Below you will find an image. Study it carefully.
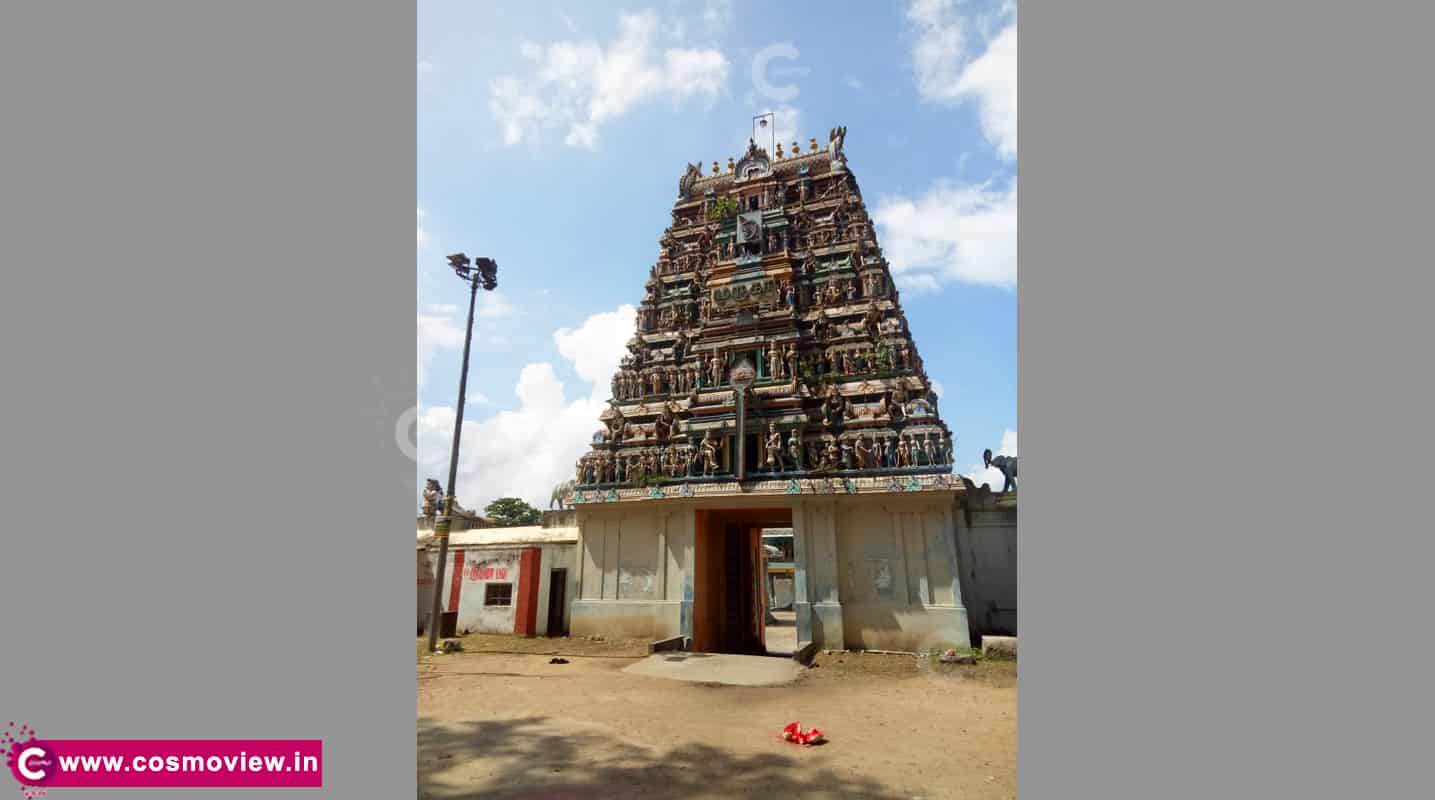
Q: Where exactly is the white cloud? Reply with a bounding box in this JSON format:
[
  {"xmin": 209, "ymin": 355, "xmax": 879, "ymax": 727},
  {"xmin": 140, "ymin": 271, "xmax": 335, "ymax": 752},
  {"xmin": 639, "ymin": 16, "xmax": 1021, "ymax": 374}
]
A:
[
  {"xmin": 878, "ymin": 6, "xmax": 1017, "ymax": 294},
  {"xmin": 417, "ymin": 207, "xmax": 430, "ymax": 250},
  {"xmin": 417, "ymin": 304, "xmax": 637, "ymax": 511},
  {"xmin": 477, "ymin": 290, "xmax": 517, "ymax": 321},
  {"xmin": 906, "ymin": 2, "xmax": 1017, "ymax": 160},
  {"xmin": 416, "ymin": 293, "xmax": 520, "ymax": 389},
  {"xmin": 955, "ymin": 23, "xmax": 1016, "ymax": 160},
  {"xmin": 874, "ymin": 179, "xmax": 1017, "ymax": 290},
  {"xmin": 466, "ymin": 392, "xmax": 491, "ymax": 406},
  {"xmin": 908, "ymin": 0, "xmax": 969, "ymax": 101},
  {"xmin": 418, "ymin": 60, "xmax": 435, "ymax": 74},
  {"xmin": 963, "ymin": 428, "xmax": 1016, "ymax": 491},
  {"xmin": 490, "ymin": 10, "xmax": 728, "ymax": 149},
  {"xmin": 417, "ymin": 308, "xmax": 464, "ymax": 389},
  {"xmin": 489, "ymin": 75, "xmax": 556, "ymax": 147},
  {"xmin": 554, "ymin": 304, "xmax": 638, "ymax": 394}
]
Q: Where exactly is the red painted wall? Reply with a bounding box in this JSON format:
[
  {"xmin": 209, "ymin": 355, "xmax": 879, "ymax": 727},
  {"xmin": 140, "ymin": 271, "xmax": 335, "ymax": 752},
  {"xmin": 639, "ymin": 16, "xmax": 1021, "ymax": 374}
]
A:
[
  {"xmin": 512, "ymin": 547, "xmax": 542, "ymax": 637},
  {"xmin": 448, "ymin": 551, "xmax": 465, "ymax": 613}
]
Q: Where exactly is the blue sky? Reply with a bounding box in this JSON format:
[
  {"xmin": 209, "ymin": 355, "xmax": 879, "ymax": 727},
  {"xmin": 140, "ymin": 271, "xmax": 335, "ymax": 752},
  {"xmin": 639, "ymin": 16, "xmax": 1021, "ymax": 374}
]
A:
[{"xmin": 417, "ymin": 0, "xmax": 1016, "ymax": 511}]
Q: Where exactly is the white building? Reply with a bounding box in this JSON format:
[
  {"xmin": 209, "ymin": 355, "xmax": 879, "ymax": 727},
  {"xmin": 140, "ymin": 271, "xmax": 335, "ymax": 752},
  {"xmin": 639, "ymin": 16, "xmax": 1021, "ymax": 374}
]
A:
[{"xmin": 417, "ymin": 511, "xmax": 578, "ymax": 637}]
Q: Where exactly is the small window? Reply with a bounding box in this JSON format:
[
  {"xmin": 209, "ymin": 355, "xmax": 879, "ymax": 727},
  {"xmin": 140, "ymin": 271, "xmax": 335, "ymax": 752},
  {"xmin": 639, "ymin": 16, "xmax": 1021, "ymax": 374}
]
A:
[{"xmin": 484, "ymin": 583, "xmax": 513, "ymax": 606}]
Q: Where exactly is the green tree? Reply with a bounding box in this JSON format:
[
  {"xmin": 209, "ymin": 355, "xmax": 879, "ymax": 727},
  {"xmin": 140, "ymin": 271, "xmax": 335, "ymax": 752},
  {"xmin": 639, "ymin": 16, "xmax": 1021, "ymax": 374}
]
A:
[{"xmin": 483, "ymin": 497, "xmax": 541, "ymax": 527}]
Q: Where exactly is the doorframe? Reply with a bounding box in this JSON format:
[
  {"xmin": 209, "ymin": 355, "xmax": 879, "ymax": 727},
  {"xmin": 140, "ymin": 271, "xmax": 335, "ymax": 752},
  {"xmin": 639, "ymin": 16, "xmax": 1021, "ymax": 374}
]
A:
[
  {"xmin": 691, "ymin": 507, "xmax": 792, "ymax": 654},
  {"xmin": 546, "ymin": 568, "xmax": 568, "ymax": 637}
]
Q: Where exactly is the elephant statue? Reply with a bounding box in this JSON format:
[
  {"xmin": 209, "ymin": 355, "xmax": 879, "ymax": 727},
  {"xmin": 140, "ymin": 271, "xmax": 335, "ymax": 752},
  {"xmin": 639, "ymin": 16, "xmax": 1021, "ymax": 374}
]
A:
[
  {"xmin": 983, "ymin": 449, "xmax": 1017, "ymax": 493},
  {"xmin": 550, "ymin": 479, "xmax": 577, "ymax": 510}
]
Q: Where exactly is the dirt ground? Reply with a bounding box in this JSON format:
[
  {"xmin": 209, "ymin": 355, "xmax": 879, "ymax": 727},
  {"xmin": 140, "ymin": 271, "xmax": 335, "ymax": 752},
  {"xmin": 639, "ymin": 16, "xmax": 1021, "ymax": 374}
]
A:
[{"xmin": 418, "ymin": 633, "xmax": 1016, "ymax": 799}]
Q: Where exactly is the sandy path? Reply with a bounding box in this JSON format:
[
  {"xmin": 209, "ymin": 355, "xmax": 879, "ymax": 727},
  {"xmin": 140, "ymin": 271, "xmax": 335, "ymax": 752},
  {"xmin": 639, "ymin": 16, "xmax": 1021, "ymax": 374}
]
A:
[{"xmin": 419, "ymin": 644, "xmax": 1015, "ymax": 799}]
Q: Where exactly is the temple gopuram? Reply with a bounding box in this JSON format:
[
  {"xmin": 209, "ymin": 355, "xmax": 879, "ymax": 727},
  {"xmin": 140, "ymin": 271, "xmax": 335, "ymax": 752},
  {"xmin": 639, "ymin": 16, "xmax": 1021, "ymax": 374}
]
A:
[
  {"xmin": 564, "ymin": 129, "xmax": 1005, "ymax": 657},
  {"xmin": 574, "ymin": 127, "xmax": 954, "ymax": 493}
]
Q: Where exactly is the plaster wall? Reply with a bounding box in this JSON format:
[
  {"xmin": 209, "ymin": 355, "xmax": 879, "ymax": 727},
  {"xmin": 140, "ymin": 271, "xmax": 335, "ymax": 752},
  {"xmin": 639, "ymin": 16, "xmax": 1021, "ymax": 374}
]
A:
[
  {"xmin": 572, "ymin": 507, "xmax": 688, "ymax": 641},
  {"xmin": 416, "ymin": 543, "xmax": 578, "ymax": 636},
  {"xmin": 533, "ymin": 543, "xmax": 577, "ymax": 636},
  {"xmin": 455, "ymin": 548, "xmax": 521, "ymax": 634},
  {"xmin": 825, "ymin": 498, "xmax": 968, "ymax": 651},
  {"xmin": 417, "ymin": 549, "xmax": 437, "ymax": 631},
  {"xmin": 572, "ymin": 492, "xmax": 971, "ymax": 654},
  {"xmin": 954, "ymin": 497, "xmax": 1017, "ymax": 638}
]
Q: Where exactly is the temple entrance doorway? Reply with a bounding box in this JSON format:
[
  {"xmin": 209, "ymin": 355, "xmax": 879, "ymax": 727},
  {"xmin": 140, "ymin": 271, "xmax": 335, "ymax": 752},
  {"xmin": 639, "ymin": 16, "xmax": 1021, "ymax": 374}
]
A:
[{"xmin": 692, "ymin": 508, "xmax": 792, "ymax": 656}]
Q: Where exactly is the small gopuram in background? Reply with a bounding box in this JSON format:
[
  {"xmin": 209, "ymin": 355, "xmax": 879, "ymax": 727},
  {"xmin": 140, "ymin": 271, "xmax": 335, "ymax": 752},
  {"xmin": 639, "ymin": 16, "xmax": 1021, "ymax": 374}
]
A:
[{"xmin": 566, "ymin": 128, "xmax": 979, "ymax": 655}]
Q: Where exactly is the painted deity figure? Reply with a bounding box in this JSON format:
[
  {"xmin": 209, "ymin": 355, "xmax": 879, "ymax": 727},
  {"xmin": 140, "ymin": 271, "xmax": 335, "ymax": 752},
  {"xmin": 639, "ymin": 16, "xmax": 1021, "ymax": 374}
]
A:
[
  {"xmin": 787, "ymin": 430, "xmax": 803, "ymax": 471},
  {"xmin": 863, "ymin": 302, "xmax": 882, "ymax": 339},
  {"xmin": 880, "ymin": 436, "xmax": 893, "ymax": 468},
  {"xmin": 854, "ymin": 434, "xmax": 874, "ymax": 469},
  {"xmin": 942, "ymin": 433, "xmax": 954, "ymax": 466},
  {"xmin": 421, "ymin": 479, "xmax": 443, "ymax": 516},
  {"xmin": 765, "ymin": 423, "xmax": 783, "ymax": 473},
  {"xmin": 923, "ymin": 433, "xmax": 939, "ymax": 466},
  {"xmin": 708, "ymin": 351, "xmax": 724, "ymax": 387},
  {"xmin": 767, "ymin": 345, "xmax": 782, "ymax": 381},
  {"xmin": 840, "ymin": 441, "xmax": 854, "ymax": 470},
  {"xmin": 700, "ymin": 430, "xmax": 722, "ymax": 476},
  {"xmin": 822, "ymin": 439, "xmax": 839, "ymax": 469},
  {"xmin": 896, "ymin": 437, "xmax": 910, "ymax": 467}
]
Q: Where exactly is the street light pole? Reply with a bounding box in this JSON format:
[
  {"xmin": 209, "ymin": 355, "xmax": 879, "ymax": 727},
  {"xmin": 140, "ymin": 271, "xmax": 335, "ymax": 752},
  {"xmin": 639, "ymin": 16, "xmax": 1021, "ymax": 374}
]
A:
[{"xmin": 426, "ymin": 253, "xmax": 497, "ymax": 654}]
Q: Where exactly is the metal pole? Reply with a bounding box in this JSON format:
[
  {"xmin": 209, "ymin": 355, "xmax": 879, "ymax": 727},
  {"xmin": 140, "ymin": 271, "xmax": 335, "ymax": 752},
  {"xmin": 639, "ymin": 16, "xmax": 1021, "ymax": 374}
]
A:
[{"xmin": 426, "ymin": 275, "xmax": 479, "ymax": 653}]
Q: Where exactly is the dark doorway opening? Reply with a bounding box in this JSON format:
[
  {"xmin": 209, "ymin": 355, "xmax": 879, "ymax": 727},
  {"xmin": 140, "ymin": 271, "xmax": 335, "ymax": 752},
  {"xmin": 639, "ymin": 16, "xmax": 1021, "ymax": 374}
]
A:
[
  {"xmin": 743, "ymin": 433, "xmax": 761, "ymax": 475},
  {"xmin": 693, "ymin": 508, "xmax": 793, "ymax": 656},
  {"xmin": 546, "ymin": 569, "xmax": 567, "ymax": 637}
]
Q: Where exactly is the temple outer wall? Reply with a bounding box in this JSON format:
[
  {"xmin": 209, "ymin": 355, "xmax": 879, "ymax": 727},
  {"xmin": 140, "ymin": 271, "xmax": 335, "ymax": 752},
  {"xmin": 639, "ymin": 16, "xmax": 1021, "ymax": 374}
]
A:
[
  {"xmin": 570, "ymin": 506, "xmax": 691, "ymax": 642},
  {"xmin": 571, "ymin": 490, "xmax": 973, "ymax": 653},
  {"xmin": 953, "ymin": 488, "xmax": 1017, "ymax": 640},
  {"xmin": 793, "ymin": 496, "xmax": 969, "ymax": 652}
]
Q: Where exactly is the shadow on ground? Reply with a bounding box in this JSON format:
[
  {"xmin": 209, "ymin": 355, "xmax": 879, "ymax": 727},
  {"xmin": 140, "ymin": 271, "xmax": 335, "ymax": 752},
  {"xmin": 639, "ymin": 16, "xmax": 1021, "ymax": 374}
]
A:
[{"xmin": 418, "ymin": 716, "xmax": 906, "ymax": 799}]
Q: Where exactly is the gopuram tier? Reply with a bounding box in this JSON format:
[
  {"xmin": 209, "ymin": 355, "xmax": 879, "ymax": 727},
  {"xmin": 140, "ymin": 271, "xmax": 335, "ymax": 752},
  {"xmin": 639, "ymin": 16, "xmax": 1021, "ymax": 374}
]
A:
[{"xmin": 575, "ymin": 128, "xmax": 955, "ymax": 491}]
